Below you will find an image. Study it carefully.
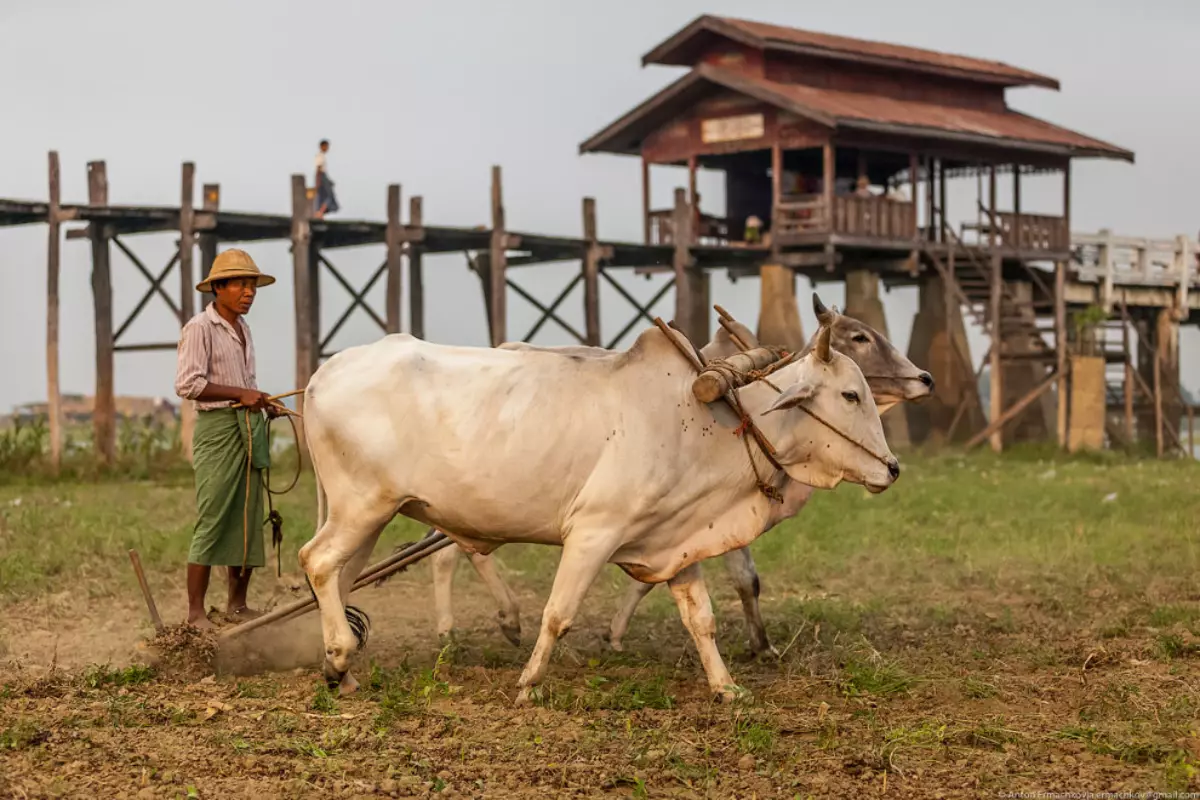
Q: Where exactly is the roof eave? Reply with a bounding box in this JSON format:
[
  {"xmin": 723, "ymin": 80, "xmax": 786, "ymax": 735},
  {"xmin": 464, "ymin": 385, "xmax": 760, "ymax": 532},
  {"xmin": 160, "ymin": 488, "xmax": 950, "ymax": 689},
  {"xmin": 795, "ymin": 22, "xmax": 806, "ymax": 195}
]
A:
[
  {"xmin": 765, "ymin": 39, "xmax": 1061, "ymax": 91},
  {"xmin": 641, "ymin": 15, "xmax": 763, "ymax": 67},
  {"xmin": 837, "ymin": 119, "xmax": 1135, "ymax": 163},
  {"xmin": 578, "ymin": 70, "xmax": 706, "ymax": 155}
]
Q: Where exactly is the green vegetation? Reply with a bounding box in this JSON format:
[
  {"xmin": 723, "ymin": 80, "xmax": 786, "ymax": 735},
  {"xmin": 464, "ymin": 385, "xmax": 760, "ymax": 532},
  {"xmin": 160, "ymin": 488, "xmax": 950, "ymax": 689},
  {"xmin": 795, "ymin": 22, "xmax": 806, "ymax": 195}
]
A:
[{"xmin": 2, "ymin": 443, "xmax": 1200, "ymax": 793}]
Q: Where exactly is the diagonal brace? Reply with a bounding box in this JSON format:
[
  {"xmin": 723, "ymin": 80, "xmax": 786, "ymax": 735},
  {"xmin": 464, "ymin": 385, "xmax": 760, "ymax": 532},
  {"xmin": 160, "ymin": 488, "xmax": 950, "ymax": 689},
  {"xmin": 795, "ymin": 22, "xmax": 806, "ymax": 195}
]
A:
[
  {"xmin": 320, "ymin": 257, "xmax": 389, "ymax": 352},
  {"xmin": 114, "ymin": 249, "xmax": 181, "ymax": 343},
  {"xmin": 603, "ymin": 270, "xmax": 675, "ymax": 349},
  {"xmin": 518, "ymin": 272, "xmax": 584, "ymax": 343},
  {"xmin": 507, "ymin": 276, "xmax": 587, "ymax": 344}
]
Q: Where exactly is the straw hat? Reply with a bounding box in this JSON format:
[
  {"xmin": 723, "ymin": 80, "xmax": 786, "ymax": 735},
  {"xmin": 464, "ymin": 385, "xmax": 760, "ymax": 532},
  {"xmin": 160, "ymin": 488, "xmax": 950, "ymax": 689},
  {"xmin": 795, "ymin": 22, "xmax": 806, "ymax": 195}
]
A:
[{"xmin": 196, "ymin": 249, "xmax": 276, "ymax": 293}]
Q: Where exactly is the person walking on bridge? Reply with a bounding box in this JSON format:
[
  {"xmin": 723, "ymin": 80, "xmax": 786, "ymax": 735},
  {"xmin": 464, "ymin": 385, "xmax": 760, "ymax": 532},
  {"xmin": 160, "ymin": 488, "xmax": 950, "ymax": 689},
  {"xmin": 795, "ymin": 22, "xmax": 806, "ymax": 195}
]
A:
[
  {"xmin": 313, "ymin": 139, "xmax": 339, "ymax": 219},
  {"xmin": 175, "ymin": 249, "xmax": 279, "ymax": 630}
]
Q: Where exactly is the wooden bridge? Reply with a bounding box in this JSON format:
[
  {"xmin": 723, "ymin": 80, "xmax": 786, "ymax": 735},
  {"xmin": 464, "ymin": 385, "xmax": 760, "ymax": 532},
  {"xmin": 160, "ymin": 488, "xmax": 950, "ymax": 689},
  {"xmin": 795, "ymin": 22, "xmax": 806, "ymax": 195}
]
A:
[{"xmin": 0, "ymin": 153, "xmax": 1195, "ymax": 471}]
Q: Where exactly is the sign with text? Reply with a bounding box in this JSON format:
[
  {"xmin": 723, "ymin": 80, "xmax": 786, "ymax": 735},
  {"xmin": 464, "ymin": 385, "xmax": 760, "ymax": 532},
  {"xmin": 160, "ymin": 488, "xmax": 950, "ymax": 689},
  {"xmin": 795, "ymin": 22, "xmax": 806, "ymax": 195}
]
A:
[{"xmin": 700, "ymin": 113, "xmax": 765, "ymax": 144}]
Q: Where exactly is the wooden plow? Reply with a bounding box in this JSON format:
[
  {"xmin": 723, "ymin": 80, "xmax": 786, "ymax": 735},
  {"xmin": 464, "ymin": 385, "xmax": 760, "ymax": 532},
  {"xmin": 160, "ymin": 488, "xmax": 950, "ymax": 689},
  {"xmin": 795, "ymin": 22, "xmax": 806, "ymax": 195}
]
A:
[{"xmin": 218, "ymin": 528, "xmax": 453, "ymax": 641}]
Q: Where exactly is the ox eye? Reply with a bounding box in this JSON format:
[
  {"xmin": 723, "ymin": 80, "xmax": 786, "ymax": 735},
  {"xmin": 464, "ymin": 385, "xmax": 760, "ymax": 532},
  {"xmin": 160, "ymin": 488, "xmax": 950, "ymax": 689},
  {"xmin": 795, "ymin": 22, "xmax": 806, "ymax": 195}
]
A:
[
  {"xmin": 852, "ymin": 333, "xmax": 869, "ymax": 343},
  {"xmin": 842, "ymin": 390, "xmax": 861, "ymax": 404}
]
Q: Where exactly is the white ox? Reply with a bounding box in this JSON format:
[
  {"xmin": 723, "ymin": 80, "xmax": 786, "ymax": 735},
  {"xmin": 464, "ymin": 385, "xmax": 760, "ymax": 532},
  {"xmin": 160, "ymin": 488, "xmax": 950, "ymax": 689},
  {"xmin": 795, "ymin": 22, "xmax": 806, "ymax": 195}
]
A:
[
  {"xmin": 298, "ymin": 321, "xmax": 899, "ymax": 702},
  {"xmin": 427, "ymin": 298, "xmax": 934, "ymax": 656}
]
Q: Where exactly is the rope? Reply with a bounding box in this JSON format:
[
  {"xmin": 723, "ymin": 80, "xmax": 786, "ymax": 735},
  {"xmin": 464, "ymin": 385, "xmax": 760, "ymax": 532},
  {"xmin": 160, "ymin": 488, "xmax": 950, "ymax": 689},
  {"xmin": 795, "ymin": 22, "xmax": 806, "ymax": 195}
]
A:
[
  {"xmin": 237, "ymin": 401, "xmax": 304, "ymax": 576},
  {"xmin": 660, "ymin": 324, "xmax": 894, "ymax": 502}
]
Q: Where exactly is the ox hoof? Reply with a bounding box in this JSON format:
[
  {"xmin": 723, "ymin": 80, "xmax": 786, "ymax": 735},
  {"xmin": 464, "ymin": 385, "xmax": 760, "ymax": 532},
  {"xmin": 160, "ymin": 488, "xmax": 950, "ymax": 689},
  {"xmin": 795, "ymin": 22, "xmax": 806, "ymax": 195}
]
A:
[
  {"xmin": 337, "ymin": 671, "xmax": 360, "ymax": 697},
  {"xmin": 715, "ymin": 684, "xmax": 751, "ymax": 704},
  {"xmin": 500, "ymin": 622, "xmax": 522, "ymax": 648},
  {"xmin": 514, "ymin": 685, "xmax": 542, "ymax": 707},
  {"xmin": 752, "ymin": 645, "xmax": 782, "ymax": 663},
  {"xmin": 322, "ymin": 658, "xmax": 345, "ymax": 690},
  {"xmin": 605, "ymin": 633, "xmax": 626, "ymax": 652}
]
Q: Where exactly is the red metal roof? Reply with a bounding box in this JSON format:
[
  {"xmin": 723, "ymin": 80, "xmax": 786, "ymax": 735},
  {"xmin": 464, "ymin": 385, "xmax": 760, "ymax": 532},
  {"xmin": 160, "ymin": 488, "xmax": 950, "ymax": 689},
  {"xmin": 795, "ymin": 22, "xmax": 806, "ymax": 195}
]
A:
[
  {"xmin": 579, "ymin": 65, "xmax": 1133, "ymax": 162},
  {"xmin": 643, "ymin": 15, "xmax": 1060, "ymax": 90}
]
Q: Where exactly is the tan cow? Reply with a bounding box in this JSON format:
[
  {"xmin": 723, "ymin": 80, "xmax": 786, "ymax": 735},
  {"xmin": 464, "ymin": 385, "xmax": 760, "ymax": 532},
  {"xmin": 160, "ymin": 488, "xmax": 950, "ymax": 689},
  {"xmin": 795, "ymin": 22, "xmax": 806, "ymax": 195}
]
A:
[{"xmin": 429, "ymin": 297, "xmax": 933, "ymax": 656}]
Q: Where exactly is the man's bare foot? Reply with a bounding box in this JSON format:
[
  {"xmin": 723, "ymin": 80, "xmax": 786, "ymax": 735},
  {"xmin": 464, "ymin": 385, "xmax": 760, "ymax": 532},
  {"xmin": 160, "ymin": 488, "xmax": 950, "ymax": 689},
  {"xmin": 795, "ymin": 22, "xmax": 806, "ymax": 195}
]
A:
[{"xmin": 187, "ymin": 614, "xmax": 215, "ymax": 631}]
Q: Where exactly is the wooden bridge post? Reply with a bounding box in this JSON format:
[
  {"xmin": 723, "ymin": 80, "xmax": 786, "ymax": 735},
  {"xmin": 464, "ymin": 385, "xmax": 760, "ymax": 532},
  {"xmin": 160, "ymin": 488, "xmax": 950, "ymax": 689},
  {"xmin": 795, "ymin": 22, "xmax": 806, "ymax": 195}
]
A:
[
  {"xmin": 988, "ymin": 253, "xmax": 1003, "ymax": 453},
  {"xmin": 290, "ymin": 174, "xmax": 314, "ymax": 456},
  {"xmin": 385, "ymin": 184, "xmax": 403, "ymax": 334},
  {"xmin": 87, "ymin": 161, "xmax": 116, "ymax": 466},
  {"xmin": 489, "ymin": 166, "xmax": 508, "ymax": 347},
  {"xmin": 198, "ymin": 184, "xmax": 220, "ymax": 309},
  {"xmin": 582, "ymin": 197, "xmax": 601, "ymax": 346},
  {"xmin": 1054, "ymin": 260, "xmax": 1068, "ymax": 449},
  {"xmin": 671, "ymin": 188, "xmax": 707, "ymax": 345},
  {"xmin": 46, "ymin": 152, "xmax": 64, "ymax": 474},
  {"xmin": 409, "ymin": 196, "xmax": 425, "ymax": 339},
  {"xmin": 179, "ymin": 163, "xmax": 197, "ymax": 462}
]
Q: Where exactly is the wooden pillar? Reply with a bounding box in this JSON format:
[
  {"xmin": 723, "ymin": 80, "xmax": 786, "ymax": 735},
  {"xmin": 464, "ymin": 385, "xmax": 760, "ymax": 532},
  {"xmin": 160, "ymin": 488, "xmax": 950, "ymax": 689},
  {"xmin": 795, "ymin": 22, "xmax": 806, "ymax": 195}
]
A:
[
  {"xmin": 1063, "ymin": 161, "xmax": 1072, "ymax": 235},
  {"xmin": 908, "ymin": 151, "xmax": 919, "ymax": 213},
  {"xmin": 489, "ymin": 165, "xmax": 507, "ymax": 347},
  {"xmin": 582, "ymin": 197, "xmax": 601, "ymax": 346},
  {"xmin": 291, "ymin": 175, "xmax": 314, "ymax": 439},
  {"xmin": 87, "ymin": 161, "xmax": 115, "ymax": 466},
  {"xmin": 385, "ymin": 184, "xmax": 403, "ymax": 334},
  {"xmin": 988, "ymin": 166, "xmax": 997, "ymax": 248},
  {"xmin": 687, "ymin": 154, "xmax": 698, "ymax": 230},
  {"xmin": 179, "ymin": 162, "xmax": 197, "ymax": 462},
  {"xmin": 822, "ymin": 142, "xmax": 834, "ymax": 232},
  {"xmin": 46, "ymin": 151, "xmax": 64, "ymax": 474},
  {"xmin": 409, "ymin": 196, "xmax": 425, "ymax": 339},
  {"xmin": 771, "ymin": 142, "xmax": 782, "ymax": 240},
  {"xmin": 926, "ymin": 155, "xmax": 936, "ymax": 241},
  {"xmin": 1122, "ymin": 302, "xmax": 1134, "ymax": 445},
  {"xmin": 672, "ymin": 187, "xmax": 706, "ymax": 344},
  {"xmin": 938, "ymin": 159, "xmax": 947, "ymax": 242},
  {"xmin": 1153, "ymin": 349, "xmax": 1163, "ymax": 458},
  {"xmin": 1054, "ymin": 260, "xmax": 1068, "ymax": 449},
  {"xmin": 641, "ymin": 156, "xmax": 651, "ymax": 245},
  {"xmin": 198, "ymin": 184, "xmax": 220, "ymax": 310},
  {"xmin": 1013, "ymin": 165, "xmax": 1022, "ymax": 252},
  {"xmin": 988, "ymin": 253, "xmax": 1003, "ymax": 452}
]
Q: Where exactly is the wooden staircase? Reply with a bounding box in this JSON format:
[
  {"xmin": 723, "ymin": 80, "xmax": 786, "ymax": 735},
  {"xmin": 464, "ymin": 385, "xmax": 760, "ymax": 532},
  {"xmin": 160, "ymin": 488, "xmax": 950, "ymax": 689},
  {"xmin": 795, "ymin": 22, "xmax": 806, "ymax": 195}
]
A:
[{"xmin": 924, "ymin": 224, "xmax": 1062, "ymax": 449}]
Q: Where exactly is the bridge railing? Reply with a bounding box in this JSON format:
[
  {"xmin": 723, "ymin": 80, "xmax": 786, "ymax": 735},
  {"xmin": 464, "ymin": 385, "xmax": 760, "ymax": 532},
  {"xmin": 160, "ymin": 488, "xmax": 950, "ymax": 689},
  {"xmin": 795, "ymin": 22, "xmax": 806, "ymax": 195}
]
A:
[{"xmin": 1071, "ymin": 229, "xmax": 1199, "ymax": 313}]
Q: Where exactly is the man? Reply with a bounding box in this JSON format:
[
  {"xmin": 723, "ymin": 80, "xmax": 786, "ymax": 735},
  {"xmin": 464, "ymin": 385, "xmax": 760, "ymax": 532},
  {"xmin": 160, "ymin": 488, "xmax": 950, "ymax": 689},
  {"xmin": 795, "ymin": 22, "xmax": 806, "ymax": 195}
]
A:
[
  {"xmin": 313, "ymin": 139, "xmax": 339, "ymax": 219},
  {"xmin": 175, "ymin": 249, "xmax": 279, "ymax": 630}
]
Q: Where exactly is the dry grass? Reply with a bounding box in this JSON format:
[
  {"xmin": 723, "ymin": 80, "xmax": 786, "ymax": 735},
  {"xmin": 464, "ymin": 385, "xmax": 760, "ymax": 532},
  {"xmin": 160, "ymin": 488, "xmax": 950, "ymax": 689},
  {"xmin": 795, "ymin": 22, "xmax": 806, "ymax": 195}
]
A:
[{"xmin": 2, "ymin": 446, "xmax": 1200, "ymax": 797}]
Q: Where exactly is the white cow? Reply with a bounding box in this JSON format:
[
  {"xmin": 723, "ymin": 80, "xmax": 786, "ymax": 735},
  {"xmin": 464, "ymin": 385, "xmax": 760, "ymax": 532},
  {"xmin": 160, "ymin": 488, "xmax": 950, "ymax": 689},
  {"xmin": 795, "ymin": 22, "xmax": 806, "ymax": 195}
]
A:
[
  {"xmin": 427, "ymin": 298, "xmax": 934, "ymax": 655},
  {"xmin": 298, "ymin": 321, "xmax": 898, "ymax": 702}
]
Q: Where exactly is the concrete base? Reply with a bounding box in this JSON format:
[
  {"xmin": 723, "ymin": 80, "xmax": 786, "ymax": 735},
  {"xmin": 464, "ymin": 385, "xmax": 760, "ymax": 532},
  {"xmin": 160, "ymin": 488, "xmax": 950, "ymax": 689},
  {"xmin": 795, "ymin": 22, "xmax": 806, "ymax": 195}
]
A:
[
  {"xmin": 756, "ymin": 264, "xmax": 805, "ymax": 351},
  {"xmin": 843, "ymin": 269, "xmax": 910, "ymax": 447},
  {"xmin": 1068, "ymin": 355, "xmax": 1106, "ymax": 452},
  {"xmin": 905, "ymin": 273, "xmax": 986, "ymax": 445}
]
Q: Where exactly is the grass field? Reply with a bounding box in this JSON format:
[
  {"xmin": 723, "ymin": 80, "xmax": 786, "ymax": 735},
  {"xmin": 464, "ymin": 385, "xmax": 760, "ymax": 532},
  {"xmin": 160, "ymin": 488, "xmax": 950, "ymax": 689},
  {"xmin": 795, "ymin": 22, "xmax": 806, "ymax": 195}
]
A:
[{"xmin": 2, "ymin": 445, "xmax": 1200, "ymax": 798}]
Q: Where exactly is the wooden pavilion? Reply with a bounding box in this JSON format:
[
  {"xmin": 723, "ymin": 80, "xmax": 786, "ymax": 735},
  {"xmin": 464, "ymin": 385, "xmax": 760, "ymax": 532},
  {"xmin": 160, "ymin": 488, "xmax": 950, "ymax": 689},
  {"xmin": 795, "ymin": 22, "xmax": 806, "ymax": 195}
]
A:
[{"xmin": 580, "ymin": 14, "xmax": 1139, "ymax": 451}]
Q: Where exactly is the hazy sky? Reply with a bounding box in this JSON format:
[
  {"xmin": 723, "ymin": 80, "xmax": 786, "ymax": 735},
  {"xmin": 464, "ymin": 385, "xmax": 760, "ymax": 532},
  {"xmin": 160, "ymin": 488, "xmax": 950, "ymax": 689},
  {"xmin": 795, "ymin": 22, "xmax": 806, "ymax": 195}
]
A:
[{"xmin": 1, "ymin": 0, "xmax": 1196, "ymax": 412}]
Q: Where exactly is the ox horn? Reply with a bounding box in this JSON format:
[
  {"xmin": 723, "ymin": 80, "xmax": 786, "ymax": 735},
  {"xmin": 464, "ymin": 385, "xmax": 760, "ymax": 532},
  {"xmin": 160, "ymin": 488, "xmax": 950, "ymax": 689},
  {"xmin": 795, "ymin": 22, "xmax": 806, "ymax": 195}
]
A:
[
  {"xmin": 814, "ymin": 324, "xmax": 832, "ymax": 363},
  {"xmin": 812, "ymin": 293, "xmax": 836, "ymax": 326}
]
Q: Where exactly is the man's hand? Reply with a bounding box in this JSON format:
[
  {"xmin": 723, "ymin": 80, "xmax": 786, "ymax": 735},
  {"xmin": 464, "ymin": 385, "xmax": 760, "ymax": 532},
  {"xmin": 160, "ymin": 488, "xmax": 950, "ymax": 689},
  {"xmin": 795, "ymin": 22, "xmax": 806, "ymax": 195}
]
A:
[
  {"xmin": 265, "ymin": 402, "xmax": 283, "ymax": 420},
  {"xmin": 237, "ymin": 390, "xmax": 271, "ymax": 412}
]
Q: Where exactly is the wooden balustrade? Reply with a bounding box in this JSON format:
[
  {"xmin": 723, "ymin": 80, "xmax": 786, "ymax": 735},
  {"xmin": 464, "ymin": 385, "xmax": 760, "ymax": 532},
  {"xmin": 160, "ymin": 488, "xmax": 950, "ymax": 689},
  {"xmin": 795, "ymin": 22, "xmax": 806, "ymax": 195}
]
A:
[
  {"xmin": 831, "ymin": 195, "xmax": 916, "ymax": 240},
  {"xmin": 995, "ymin": 211, "xmax": 1069, "ymax": 251},
  {"xmin": 647, "ymin": 208, "xmax": 730, "ymax": 245}
]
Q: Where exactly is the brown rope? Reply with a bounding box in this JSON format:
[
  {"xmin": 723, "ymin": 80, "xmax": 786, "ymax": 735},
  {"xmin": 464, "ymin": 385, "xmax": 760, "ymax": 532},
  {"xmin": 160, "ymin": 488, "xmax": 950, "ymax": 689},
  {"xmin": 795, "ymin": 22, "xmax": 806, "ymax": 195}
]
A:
[
  {"xmin": 656, "ymin": 319, "xmax": 893, "ymax": 503},
  {"xmin": 238, "ymin": 405, "xmax": 304, "ymax": 576}
]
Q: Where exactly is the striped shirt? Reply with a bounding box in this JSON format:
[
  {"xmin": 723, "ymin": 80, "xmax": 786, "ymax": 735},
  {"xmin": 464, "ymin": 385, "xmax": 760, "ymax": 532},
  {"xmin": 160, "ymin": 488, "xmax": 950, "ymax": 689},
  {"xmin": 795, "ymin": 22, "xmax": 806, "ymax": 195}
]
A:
[{"xmin": 175, "ymin": 303, "xmax": 258, "ymax": 411}]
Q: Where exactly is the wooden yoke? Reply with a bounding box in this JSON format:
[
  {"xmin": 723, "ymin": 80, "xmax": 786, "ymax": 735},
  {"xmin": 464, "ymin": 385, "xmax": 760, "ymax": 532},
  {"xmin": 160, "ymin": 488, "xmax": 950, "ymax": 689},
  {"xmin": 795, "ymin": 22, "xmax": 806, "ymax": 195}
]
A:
[{"xmin": 692, "ymin": 348, "xmax": 789, "ymax": 403}]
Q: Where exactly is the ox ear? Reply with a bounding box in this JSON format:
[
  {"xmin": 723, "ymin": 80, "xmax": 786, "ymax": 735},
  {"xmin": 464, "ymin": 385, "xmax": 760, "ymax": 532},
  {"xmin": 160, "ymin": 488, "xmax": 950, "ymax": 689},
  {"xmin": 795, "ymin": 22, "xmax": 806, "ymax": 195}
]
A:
[
  {"xmin": 762, "ymin": 379, "xmax": 817, "ymax": 415},
  {"xmin": 814, "ymin": 324, "xmax": 832, "ymax": 363},
  {"xmin": 812, "ymin": 293, "xmax": 836, "ymax": 326}
]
